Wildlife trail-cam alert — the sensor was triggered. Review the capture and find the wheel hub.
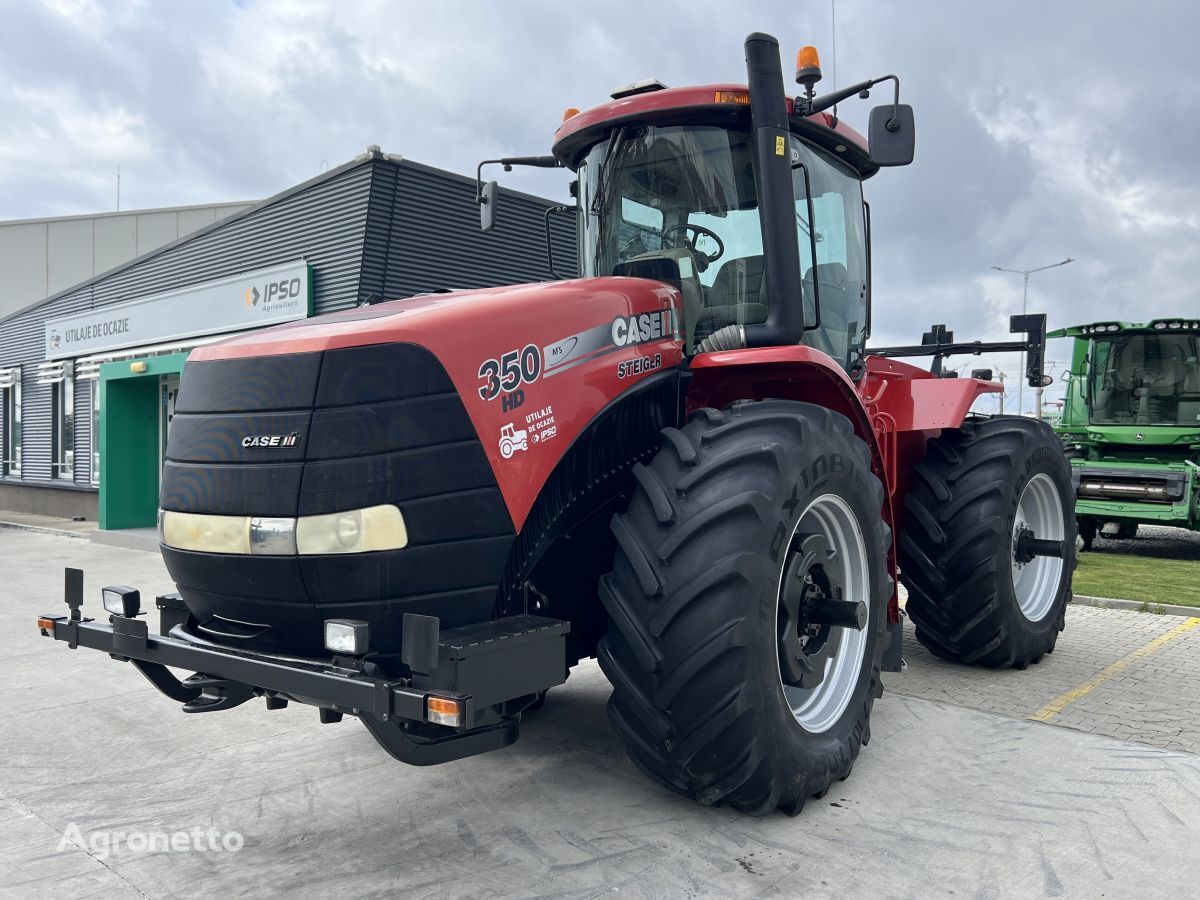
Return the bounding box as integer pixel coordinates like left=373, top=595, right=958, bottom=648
left=1010, top=473, right=1067, bottom=622
left=778, top=532, right=866, bottom=691
left=774, top=494, right=873, bottom=735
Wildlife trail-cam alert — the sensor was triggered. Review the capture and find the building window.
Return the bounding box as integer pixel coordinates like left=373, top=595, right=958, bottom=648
left=91, top=380, right=101, bottom=486
left=1, top=371, right=19, bottom=477
left=52, top=366, right=74, bottom=480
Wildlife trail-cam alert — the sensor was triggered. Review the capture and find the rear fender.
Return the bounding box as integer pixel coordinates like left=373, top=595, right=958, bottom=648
left=860, top=355, right=1004, bottom=521
left=687, top=346, right=900, bottom=624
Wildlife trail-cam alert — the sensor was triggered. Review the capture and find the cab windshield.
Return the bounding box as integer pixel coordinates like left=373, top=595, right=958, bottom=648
left=1088, top=333, right=1200, bottom=426
left=577, top=123, right=868, bottom=369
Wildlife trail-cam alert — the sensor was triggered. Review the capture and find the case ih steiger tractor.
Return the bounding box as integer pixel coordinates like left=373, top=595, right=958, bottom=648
left=1052, top=319, right=1200, bottom=548
left=37, top=34, right=1075, bottom=815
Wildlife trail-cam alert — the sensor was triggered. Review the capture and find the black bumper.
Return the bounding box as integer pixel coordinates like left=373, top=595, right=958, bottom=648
left=39, top=569, right=569, bottom=766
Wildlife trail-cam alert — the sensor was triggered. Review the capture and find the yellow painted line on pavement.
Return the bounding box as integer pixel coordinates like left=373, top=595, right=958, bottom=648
left=1029, top=617, right=1200, bottom=722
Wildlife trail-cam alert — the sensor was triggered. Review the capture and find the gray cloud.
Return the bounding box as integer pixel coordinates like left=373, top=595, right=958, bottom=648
left=2, top=0, right=1197, bottom=414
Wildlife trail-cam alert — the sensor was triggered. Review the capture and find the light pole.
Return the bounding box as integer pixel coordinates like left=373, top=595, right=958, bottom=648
left=991, top=258, right=1073, bottom=418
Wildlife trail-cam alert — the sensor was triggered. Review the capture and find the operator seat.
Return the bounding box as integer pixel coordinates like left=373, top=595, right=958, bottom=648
left=693, top=255, right=769, bottom=346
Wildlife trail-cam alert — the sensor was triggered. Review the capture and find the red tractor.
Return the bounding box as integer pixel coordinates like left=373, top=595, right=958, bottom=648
left=38, top=34, right=1074, bottom=815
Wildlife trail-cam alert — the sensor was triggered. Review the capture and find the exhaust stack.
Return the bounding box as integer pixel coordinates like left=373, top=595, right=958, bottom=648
left=743, top=32, right=805, bottom=349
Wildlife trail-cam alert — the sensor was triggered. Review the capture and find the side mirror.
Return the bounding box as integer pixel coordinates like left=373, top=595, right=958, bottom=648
left=868, top=104, right=915, bottom=167
left=480, top=181, right=498, bottom=232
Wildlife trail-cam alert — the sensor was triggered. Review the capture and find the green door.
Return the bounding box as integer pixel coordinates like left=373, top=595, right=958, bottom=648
left=98, top=354, right=187, bottom=530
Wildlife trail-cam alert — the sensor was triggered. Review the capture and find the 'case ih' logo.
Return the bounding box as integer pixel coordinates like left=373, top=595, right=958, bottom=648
left=242, top=433, right=299, bottom=448
left=244, top=286, right=261, bottom=307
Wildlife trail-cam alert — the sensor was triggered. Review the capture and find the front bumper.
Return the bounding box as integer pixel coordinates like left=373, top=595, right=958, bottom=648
left=39, top=568, right=569, bottom=766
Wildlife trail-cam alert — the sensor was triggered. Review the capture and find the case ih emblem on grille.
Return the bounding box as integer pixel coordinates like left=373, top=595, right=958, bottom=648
left=241, top=433, right=299, bottom=448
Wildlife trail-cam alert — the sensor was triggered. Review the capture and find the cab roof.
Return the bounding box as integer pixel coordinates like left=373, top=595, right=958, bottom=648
left=551, top=83, right=875, bottom=177
left=1049, top=319, right=1200, bottom=338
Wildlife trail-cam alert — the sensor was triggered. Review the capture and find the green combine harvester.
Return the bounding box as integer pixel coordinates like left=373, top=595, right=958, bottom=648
left=1052, top=318, right=1200, bottom=550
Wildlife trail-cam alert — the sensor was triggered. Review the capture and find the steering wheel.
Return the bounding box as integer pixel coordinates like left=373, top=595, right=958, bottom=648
left=1129, top=366, right=1165, bottom=391
left=663, top=223, right=725, bottom=272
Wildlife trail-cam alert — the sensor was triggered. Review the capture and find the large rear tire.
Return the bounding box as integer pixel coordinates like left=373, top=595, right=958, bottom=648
left=899, top=416, right=1075, bottom=668
left=598, top=400, right=890, bottom=815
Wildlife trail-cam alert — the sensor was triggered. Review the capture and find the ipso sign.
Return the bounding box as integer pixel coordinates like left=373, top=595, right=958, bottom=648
left=44, top=261, right=312, bottom=361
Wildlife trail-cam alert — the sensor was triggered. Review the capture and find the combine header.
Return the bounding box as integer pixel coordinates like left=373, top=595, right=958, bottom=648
left=37, top=33, right=1074, bottom=814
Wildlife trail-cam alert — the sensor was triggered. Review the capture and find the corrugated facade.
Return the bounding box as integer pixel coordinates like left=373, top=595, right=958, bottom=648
left=0, top=201, right=254, bottom=321
left=0, top=149, right=578, bottom=518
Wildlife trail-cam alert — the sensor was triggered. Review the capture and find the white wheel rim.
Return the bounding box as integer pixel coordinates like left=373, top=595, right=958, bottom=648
left=776, top=494, right=871, bottom=734
left=1011, top=473, right=1065, bottom=622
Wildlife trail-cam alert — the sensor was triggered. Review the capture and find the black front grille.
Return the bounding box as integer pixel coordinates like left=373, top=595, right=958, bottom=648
left=160, top=343, right=515, bottom=654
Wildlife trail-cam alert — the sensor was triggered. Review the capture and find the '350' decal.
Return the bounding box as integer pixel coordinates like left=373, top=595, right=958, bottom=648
left=478, top=344, right=541, bottom=401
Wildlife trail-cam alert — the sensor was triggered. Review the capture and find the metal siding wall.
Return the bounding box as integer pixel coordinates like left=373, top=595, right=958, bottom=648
left=385, top=160, right=578, bottom=299
left=0, top=162, right=376, bottom=487
left=356, top=161, right=401, bottom=305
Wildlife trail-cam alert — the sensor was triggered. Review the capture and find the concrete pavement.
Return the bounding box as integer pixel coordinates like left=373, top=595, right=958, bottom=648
left=3, top=528, right=1200, bottom=898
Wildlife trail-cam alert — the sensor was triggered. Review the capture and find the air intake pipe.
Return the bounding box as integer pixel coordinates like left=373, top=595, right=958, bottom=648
left=742, top=32, right=805, bottom=349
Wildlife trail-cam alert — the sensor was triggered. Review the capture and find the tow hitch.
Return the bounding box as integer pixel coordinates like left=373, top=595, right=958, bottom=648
left=38, top=568, right=570, bottom=766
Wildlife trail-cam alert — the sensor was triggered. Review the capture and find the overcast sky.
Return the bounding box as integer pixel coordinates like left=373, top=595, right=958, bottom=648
left=2, top=0, right=1197, bottom=413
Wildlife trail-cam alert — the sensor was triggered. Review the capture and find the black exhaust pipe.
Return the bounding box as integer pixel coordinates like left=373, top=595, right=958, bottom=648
left=743, top=32, right=805, bottom=349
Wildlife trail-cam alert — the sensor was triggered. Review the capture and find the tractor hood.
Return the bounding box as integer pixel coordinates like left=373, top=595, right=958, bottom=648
left=165, top=276, right=685, bottom=656
left=192, top=277, right=678, bottom=363
left=184, top=276, right=686, bottom=532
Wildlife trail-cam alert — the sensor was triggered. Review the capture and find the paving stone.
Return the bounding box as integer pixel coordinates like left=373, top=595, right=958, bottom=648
left=889, top=605, right=1200, bottom=752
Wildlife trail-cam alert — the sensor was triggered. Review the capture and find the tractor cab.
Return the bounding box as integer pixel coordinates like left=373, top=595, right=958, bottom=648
left=570, top=114, right=869, bottom=369
left=1085, top=327, right=1200, bottom=429
left=1056, top=320, right=1200, bottom=441
left=479, top=36, right=915, bottom=375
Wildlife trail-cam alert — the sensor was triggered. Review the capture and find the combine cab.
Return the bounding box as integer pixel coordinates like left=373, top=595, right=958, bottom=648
left=37, top=33, right=1075, bottom=814
left=1053, top=319, right=1200, bottom=548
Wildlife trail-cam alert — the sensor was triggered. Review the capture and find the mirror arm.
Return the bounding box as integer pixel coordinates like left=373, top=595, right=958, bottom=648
left=804, top=74, right=901, bottom=124
left=476, top=155, right=562, bottom=204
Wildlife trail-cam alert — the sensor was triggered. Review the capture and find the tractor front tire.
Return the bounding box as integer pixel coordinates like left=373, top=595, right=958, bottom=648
left=899, top=416, right=1075, bottom=668
left=598, top=400, right=890, bottom=815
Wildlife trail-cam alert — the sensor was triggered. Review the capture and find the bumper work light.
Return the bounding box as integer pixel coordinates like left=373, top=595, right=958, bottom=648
left=101, top=586, right=141, bottom=617
left=324, top=619, right=370, bottom=655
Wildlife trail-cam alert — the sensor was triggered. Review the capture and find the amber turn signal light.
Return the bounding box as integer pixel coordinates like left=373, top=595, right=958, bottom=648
left=426, top=695, right=465, bottom=727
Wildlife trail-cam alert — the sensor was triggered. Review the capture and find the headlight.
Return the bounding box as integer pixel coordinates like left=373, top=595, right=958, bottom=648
left=295, top=505, right=408, bottom=554
left=160, top=510, right=250, bottom=554
left=160, top=505, right=407, bottom=555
